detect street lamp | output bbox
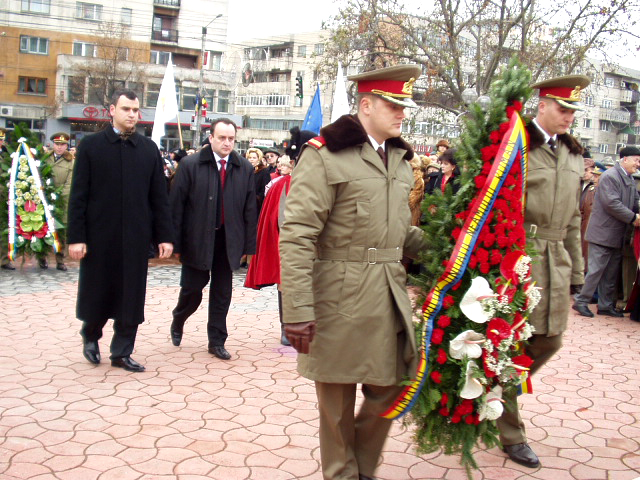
[194,14,223,146]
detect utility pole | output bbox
[194,14,222,146]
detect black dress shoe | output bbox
[572,303,594,317]
[170,321,183,346]
[597,307,624,318]
[1,262,15,270]
[38,258,48,269]
[83,340,101,364]
[503,443,540,468]
[208,346,231,360]
[111,356,145,372]
[56,263,68,271]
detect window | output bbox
[584,95,594,106]
[152,15,177,42]
[297,45,306,57]
[146,83,161,107]
[121,7,132,24]
[601,99,612,108]
[73,41,96,57]
[217,90,230,113]
[128,82,143,98]
[18,76,47,95]
[150,50,170,65]
[599,144,609,154]
[314,43,324,55]
[68,76,85,102]
[21,0,50,13]
[205,51,222,70]
[182,87,197,110]
[76,2,102,20]
[20,35,49,55]
[583,118,592,128]
[116,47,129,61]
[604,76,614,87]
[600,121,611,132]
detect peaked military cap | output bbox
[50,132,70,144]
[530,75,591,111]
[0,127,6,140]
[348,64,422,108]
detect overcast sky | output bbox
[227,0,341,44]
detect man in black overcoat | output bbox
[169,118,257,360]
[67,90,174,372]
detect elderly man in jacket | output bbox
[496,75,590,469]
[573,146,640,317]
[170,118,257,360]
[279,65,425,480]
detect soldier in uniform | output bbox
[1,127,14,270]
[496,75,590,468]
[48,132,75,270]
[279,65,426,480]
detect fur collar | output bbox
[526,121,583,155]
[320,114,414,160]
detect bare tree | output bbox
[324,0,640,113]
[72,22,148,108]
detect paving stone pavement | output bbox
[1,257,639,480]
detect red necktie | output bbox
[219,159,227,188]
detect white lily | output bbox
[478,385,504,420]
[449,330,485,360]
[460,276,496,323]
[460,361,484,399]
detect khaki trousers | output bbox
[315,381,403,480]
[497,333,563,445]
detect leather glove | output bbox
[570,284,583,295]
[284,321,317,354]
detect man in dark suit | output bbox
[169,118,257,360]
[254,147,280,211]
[573,146,640,317]
[68,89,174,372]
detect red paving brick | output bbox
[1,259,640,479]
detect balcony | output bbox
[620,89,640,105]
[151,28,178,44]
[154,0,180,7]
[600,108,631,125]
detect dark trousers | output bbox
[172,228,233,346]
[575,242,622,310]
[80,319,138,360]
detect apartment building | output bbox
[1,0,239,149]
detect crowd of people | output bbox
[2,66,640,480]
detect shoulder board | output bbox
[307,136,326,150]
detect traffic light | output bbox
[295,76,303,99]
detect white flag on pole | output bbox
[151,57,179,148]
[331,61,350,123]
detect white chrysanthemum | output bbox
[449,330,485,360]
[460,361,484,399]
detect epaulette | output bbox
[307,136,326,150]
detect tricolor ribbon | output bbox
[382,111,529,419]
[7,139,60,260]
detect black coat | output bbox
[67,127,173,326]
[170,145,257,271]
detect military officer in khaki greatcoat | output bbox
[496,75,590,469]
[279,65,426,480]
[48,132,74,270]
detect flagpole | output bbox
[176,117,184,148]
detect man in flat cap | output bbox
[47,132,75,270]
[573,146,640,317]
[279,64,425,480]
[496,75,590,469]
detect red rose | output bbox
[443,296,455,309]
[451,280,462,291]
[499,121,510,135]
[465,415,475,424]
[437,315,451,328]
[481,162,492,175]
[481,144,499,161]
[436,348,448,364]
[506,105,516,118]
[474,415,481,425]
[479,262,490,274]
[483,233,496,248]
[441,392,449,406]
[474,175,487,189]
[468,255,478,270]
[451,415,461,424]
[431,328,445,345]
[490,249,503,266]
[430,371,442,383]
[451,227,462,240]
[476,248,489,263]
[513,100,523,111]
[439,407,450,416]
[497,235,510,248]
